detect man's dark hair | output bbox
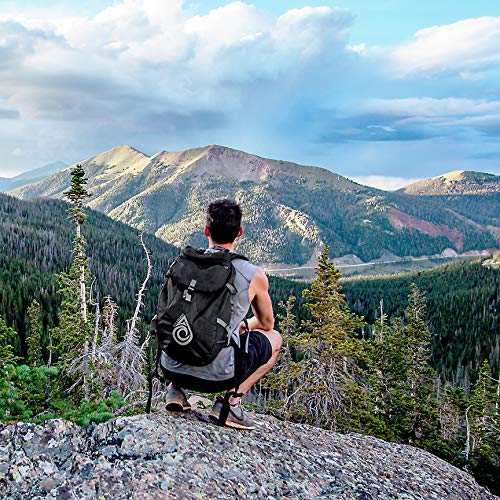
[206,199,242,244]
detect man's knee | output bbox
[261,329,282,354]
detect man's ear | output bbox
[204,226,210,237]
[236,226,243,238]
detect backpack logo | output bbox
[172,314,193,346]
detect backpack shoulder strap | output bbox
[229,252,248,262]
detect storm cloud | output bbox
[0,1,499,182]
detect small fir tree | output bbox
[265,245,366,430]
[51,165,93,399]
[26,300,43,366]
[0,316,19,366]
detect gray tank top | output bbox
[160,247,259,381]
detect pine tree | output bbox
[64,164,91,323]
[268,245,366,430]
[0,316,19,366]
[26,300,43,366]
[366,284,437,443]
[403,284,437,443]
[51,165,92,398]
[468,360,499,469]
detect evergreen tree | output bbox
[366,285,437,443]
[63,164,91,323]
[403,284,437,443]
[265,245,366,430]
[467,360,500,485]
[26,300,43,366]
[51,165,93,398]
[0,316,19,366]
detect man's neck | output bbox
[208,239,235,251]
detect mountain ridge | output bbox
[398,169,500,195]
[11,144,499,265]
[0,161,68,192]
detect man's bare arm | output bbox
[244,269,274,332]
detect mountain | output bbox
[398,170,500,195]
[0,161,68,192]
[2,410,494,499]
[396,169,500,236]
[11,145,499,265]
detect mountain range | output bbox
[11,145,499,265]
[0,161,68,192]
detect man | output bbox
[162,199,282,430]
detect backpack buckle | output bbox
[183,279,197,302]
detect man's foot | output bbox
[209,396,255,430]
[165,384,191,412]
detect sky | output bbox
[0,0,499,189]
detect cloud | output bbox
[390,17,500,77]
[0,2,499,180]
[0,107,19,119]
[363,97,500,117]
[468,151,500,160]
[0,2,352,122]
[351,175,421,191]
[318,98,500,143]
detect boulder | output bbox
[0,408,494,499]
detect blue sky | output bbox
[0,0,499,188]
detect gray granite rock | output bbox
[0,407,495,499]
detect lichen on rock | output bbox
[0,408,495,499]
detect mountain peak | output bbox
[81,144,151,178]
[399,169,499,195]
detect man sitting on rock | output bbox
[161,199,282,430]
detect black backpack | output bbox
[146,246,248,412]
[154,245,247,365]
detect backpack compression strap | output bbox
[217,390,244,426]
[145,316,166,414]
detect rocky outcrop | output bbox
[0,406,494,499]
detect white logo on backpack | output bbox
[172,314,193,346]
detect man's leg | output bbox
[228,328,282,405]
[165,382,192,412]
[210,328,282,428]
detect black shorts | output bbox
[235,330,273,385]
[162,330,273,393]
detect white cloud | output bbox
[363,97,500,118]
[0,2,353,120]
[390,17,500,77]
[347,42,366,54]
[351,175,421,191]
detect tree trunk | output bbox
[76,222,87,323]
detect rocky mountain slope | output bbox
[1,406,494,499]
[12,145,499,265]
[399,170,500,195]
[0,161,67,192]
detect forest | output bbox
[0,167,498,493]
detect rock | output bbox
[0,409,494,499]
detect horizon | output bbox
[2,142,498,191]
[1,0,500,188]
